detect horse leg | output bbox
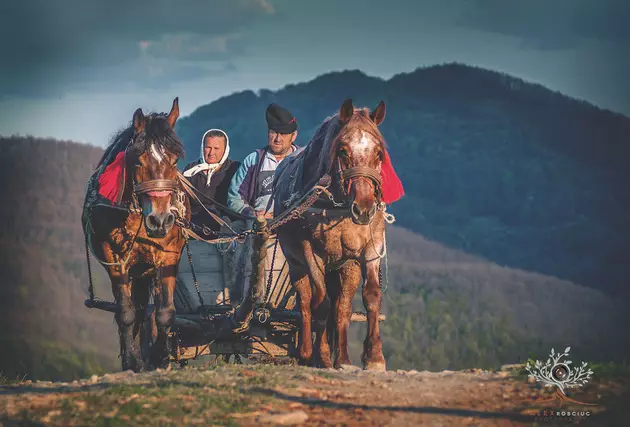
[151,264,177,370]
[109,267,144,372]
[325,272,340,366]
[361,260,386,371]
[292,274,314,365]
[334,261,362,368]
[302,240,332,368]
[132,275,153,368]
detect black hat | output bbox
[266,103,297,133]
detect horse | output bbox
[82,98,190,372]
[274,99,402,370]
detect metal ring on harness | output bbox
[255,307,270,324]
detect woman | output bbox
[183,128,240,231]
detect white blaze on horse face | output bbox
[150,144,164,163]
[352,131,375,162]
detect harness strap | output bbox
[134,179,179,194]
[340,166,382,186]
[177,172,239,233]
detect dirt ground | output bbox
[1,362,628,426]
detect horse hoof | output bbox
[363,361,387,372]
[318,359,333,369]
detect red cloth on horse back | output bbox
[381,150,404,204]
[97,151,125,203]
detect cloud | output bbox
[457,0,630,50]
[144,33,247,62]
[0,0,272,97]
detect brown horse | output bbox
[274,99,391,370]
[83,98,190,372]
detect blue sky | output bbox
[1,0,628,146]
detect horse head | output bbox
[128,97,184,238]
[333,99,387,225]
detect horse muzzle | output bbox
[350,201,378,225]
[145,210,176,237]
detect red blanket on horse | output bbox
[380,150,404,204]
[97,151,125,204]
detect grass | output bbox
[0,371,27,386]
[7,376,269,426]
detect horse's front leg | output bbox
[151,264,177,369]
[361,258,386,371]
[132,275,154,367]
[333,260,362,368]
[109,266,145,372]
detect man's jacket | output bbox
[227,145,299,216]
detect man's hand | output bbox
[255,209,273,219]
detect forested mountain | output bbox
[0,137,118,381]
[176,63,630,296]
[1,133,628,380]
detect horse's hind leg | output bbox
[292,273,315,366]
[302,240,332,368]
[151,264,178,370]
[109,267,145,372]
[361,259,386,371]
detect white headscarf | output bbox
[183,128,230,186]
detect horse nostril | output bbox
[146,213,159,230]
[164,213,175,228]
[351,202,361,218]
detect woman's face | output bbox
[203,136,226,164]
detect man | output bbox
[183,128,240,231]
[227,103,300,218]
[225,104,299,328]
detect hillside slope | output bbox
[175,63,630,295]
[0,136,118,381]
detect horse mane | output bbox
[128,113,185,160]
[96,113,184,168]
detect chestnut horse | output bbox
[274,99,396,370]
[83,98,190,372]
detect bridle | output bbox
[335,150,383,203]
[133,178,180,197]
[126,138,182,211]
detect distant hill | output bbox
[175,63,630,296]
[0,136,118,381]
[1,135,628,379]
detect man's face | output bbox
[203,136,226,164]
[267,129,296,156]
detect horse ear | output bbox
[339,99,354,123]
[133,108,145,133]
[167,97,179,128]
[370,101,386,126]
